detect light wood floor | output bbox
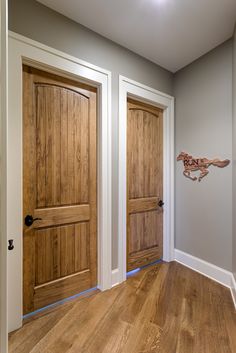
[9,261,236,353]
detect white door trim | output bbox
[118,75,175,284]
[8,31,112,332]
[0,0,8,351]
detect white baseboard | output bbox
[174,249,232,287]
[175,249,236,309]
[111,268,120,287]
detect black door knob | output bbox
[25,215,42,227]
[158,200,164,207]
[8,239,14,251]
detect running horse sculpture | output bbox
[177,152,230,181]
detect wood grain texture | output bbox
[127,98,163,271]
[9,262,236,353]
[34,205,90,228]
[128,197,158,214]
[36,84,89,207]
[23,66,97,314]
[34,270,91,311]
[35,222,89,285]
[23,69,36,313]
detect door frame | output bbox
[8,31,112,332]
[118,75,175,284]
[0,0,8,351]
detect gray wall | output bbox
[9,0,173,270]
[233,27,236,279]
[174,40,233,271]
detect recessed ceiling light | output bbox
[151,0,170,6]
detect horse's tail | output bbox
[212,159,230,168]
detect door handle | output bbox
[158,200,164,207]
[25,215,42,227]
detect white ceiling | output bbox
[37,0,236,72]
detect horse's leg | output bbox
[183,170,197,181]
[198,169,209,181]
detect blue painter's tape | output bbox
[126,259,163,277]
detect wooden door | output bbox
[127,98,163,271]
[23,65,97,314]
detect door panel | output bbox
[33,205,90,228]
[35,222,89,285]
[127,99,163,271]
[23,66,97,314]
[36,85,89,207]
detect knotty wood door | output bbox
[23,65,97,314]
[127,98,163,271]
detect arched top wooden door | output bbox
[23,65,97,314]
[127,98,163,271]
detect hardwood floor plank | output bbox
[8,304,72,353]
[75,287,133,353]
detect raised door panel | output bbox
[35,222,89,286]
[36,85,89,208]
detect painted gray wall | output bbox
[233,27,236,279]
[174,40,233,271]
[8,0,173,270]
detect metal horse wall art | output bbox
[177,152,230,181]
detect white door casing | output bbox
[0,0,8,351]
[117,75,175,284]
